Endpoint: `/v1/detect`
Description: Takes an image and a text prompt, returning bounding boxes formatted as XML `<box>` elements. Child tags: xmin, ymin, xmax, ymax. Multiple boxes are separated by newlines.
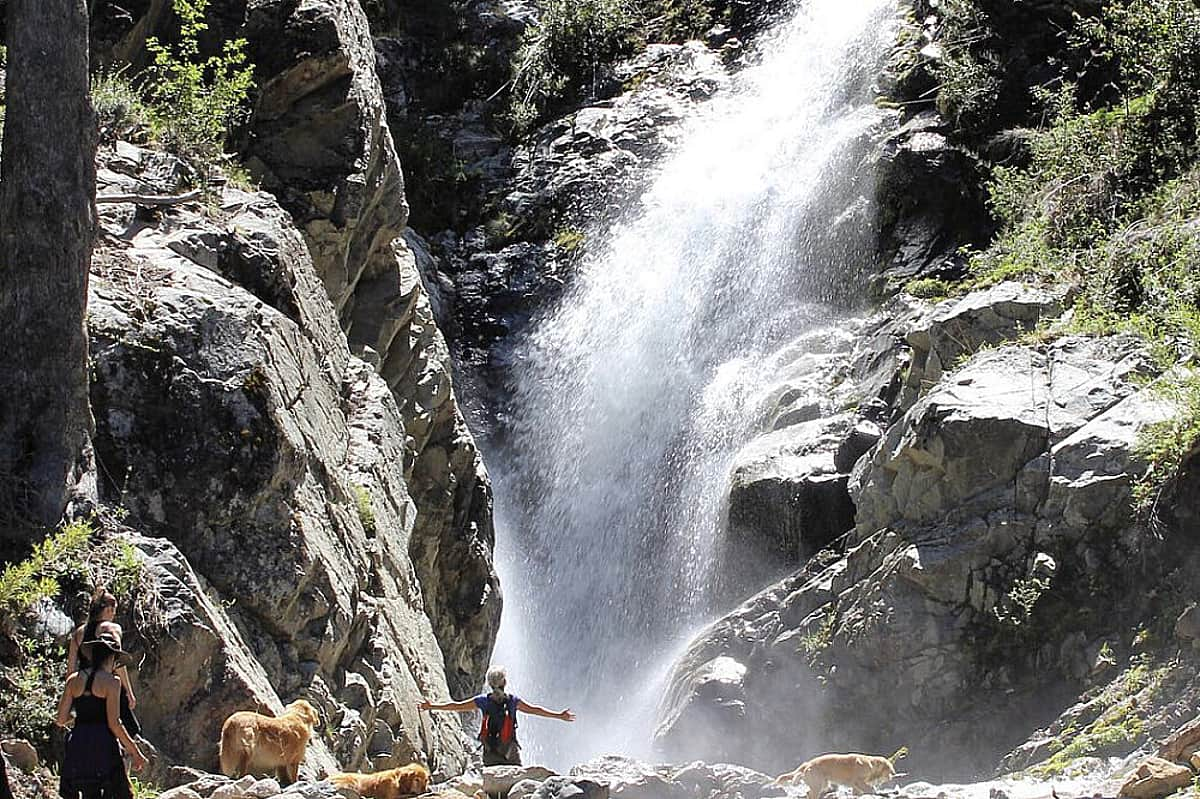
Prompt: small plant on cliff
<box><xmin>994</xmin><ymin>574</ymin><xmax>1050</xmax><ymax>628</ymax></box>
<box><xmin>553</xmin><ymin>227</ymin><xmax>586</xmax><ymax>253</ymax></box>
<box><xmin>354</xmin><ymin>485</ymin><xmax>377</xmax><ymax>536</ymax></box>
<box><xmin>904</xmin><ymin>277</ymin><xmax>951</xmax><ymax>300</ymax></box>
<box><xmin>1132</xmin><ymin>370</ymin><xmax>1200</xmax><ymax>516</ymax></box>
<box><xmin>129</xmin><ymin>777</ymin><xmax>161</xmax><ymax>799</ymax></box>
<box><xmin>93</xmin><ymin>67</ymin><xmax>152</xmax><ymax>143</ymax></box>
<box><xmin>508</xmin><ymin>0</ymin><xmax>639</xmax><ymax>134</ymax></box>
<box><xmin>144</xmin><ymin>0</ymin><xmax>254</xmax><ymax>173</ymax></box>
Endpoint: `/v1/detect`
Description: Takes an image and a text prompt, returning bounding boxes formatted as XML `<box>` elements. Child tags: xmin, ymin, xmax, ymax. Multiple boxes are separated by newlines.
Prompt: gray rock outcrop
<box><xmin>657</xmin><ymin>286</ymin><xmax>1180</xmax><ymax>777</ymax></box>
<box><xmin>237</xmin><ymin>0</ymin><xmax>502</xmax><ymax>696</ymax></box>
<box><xmin>87</xmin><ymin>143</ymin><xmax>474</xmax><ymax>775</ymax></box>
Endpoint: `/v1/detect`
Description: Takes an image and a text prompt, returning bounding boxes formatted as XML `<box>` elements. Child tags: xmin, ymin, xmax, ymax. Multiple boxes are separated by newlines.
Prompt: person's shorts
<box><xmin>482</xmin><ymin>740</ymin><xmax>521</xmax><ymax>766</ymax></box>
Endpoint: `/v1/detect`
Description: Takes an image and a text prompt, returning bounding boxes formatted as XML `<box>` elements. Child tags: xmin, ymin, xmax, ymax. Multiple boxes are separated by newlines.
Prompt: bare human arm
<box><xmin>104</xmin><ymin>675</ymin><xmax>147</xmax><ymax>772</ymax></box>
<box><xmin>66</xmin><ymin>626</ymin><xmax>82</xmax><ymax>675</ymax></box>
<box><xmin>418</xmin><ymin>698</ymin><xmax>478</xmax><ymax>713</ymax></box>
<box><xmin>516</xmin><ymin>699</ymin><xmax>575</xmax><ymax>722</ymax></box>
<box><xmin>117</xmin><ymin>664</ymin><xmax>136</xmax><ymax>708</ymax></box>
<box><xmin>56</xmin><ymin>673</ymin><xmax>78</xmax><ymax>728</ymax></box>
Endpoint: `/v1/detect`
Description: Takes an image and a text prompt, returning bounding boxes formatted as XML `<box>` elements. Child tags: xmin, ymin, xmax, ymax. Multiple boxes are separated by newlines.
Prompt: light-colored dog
<box><xmin>329</xmin><ymin>765</ymin><xmax>431</xmax><ymax>799</ymax></box>
<box><xmin>773</xmin><ymin>748</ymin><xmax>907</xmax><ymax>796</ymax></box>
<box><xmin>219</xmin><ymin>699</ymin><xmax>321</xmax><ymax>784</ymax></box>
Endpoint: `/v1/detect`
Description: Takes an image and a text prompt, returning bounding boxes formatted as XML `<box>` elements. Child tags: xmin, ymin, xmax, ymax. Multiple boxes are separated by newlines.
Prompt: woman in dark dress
<box><xmin>56</xmin><ymin>630</ymin><xmax>147</xmax><ymax>799</ymax></box>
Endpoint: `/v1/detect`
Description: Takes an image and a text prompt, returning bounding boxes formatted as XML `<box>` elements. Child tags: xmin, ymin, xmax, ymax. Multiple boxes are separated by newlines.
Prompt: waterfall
<box><xmin>489</xmin><ymin>0</ymin><xmax>899</xmax><ymax>767</ymax></box>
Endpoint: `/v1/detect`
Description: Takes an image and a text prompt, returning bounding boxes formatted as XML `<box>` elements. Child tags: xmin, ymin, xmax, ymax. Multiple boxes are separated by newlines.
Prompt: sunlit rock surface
<box><xmin>86</xmin><ymin>143</ymin><xmax>475</xmax><ymax>775</ymax></box>
<box><xmin>657</xmin><ymin>279</ymin><xmax>1196</xmax><ymax>778</ymax></box>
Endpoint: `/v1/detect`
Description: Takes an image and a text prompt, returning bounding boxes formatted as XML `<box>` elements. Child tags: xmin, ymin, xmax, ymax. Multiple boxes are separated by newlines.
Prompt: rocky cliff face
<box><xmin>236</xmin><ymin>0</ymin><xmax>501</xmax><ymax>698</ymax></box>
<box><xmin>11</xmin><ymin>0</ymin><xmax>507</xmax><ymax>777</ymax></box>
<box><xmin>87</xmin><ymin>140</ymin><xmax>473</xmax><ymax>776</ymax></box>
<box><xmin>654</xmin><ymin>282</ymin><xmax>1200</xmax><ymax>778</ymax></box>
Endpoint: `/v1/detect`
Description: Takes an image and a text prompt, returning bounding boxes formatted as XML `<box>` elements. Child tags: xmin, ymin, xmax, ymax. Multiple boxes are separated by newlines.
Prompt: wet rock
<box><xmin>566</xmin><ymin>760</ymin><xmax>682</xmax><ymax>799</ymax></box>
<box><xmin>159</xmin><ymin>789</ymin><xmax>205</xmax><ymax>799</ymax></box>
<box><xmin>875</xmin><ymin>111</ymin><xmax>989</xmax><ymax>291</ymax></box>
<box><xmin>658</xmin><ymin>333</ymin><xmax>1179</xmax><ymax>777</ymax></box>
<box><xmin>899</xmin><ymin>282</ymin><xmax>1067</xmax><ymax>407</ymax></box>
<box><xmin>530</xmin><ymin>779</ymin><xmax>608</xmax><ymax>799</ymax></box>
<box><xmin>565</xmin><ymin>758</ymin><xmax>780</xmax><ymax>799</ymax></box>
<box><xmin>834</xmin><ymin>418</ymin><xmax>884</xmax><ymax>473</ymax></box>
<box><xmin>725</xmin><ymin>415</ymin><xmax>856</xmax><ymax>589</ymax></box>
<box><xmin>1159</xmin><ymin>716</ymin><xmax>1200</xmax><ymax>763</ymax></box>
<box><xmin>437</xmin><ymin>41</ymin><xmax>731</xmax><ymax>371</ymax></box>
<box><xmin>509</xmin><ymin>780</ymin><xmax>544</xmax><ymax>799</ymax></box>
<box><xmin>1118</xmin><ymin>757</ymin><xmax>1192</xmax><ymax>799</ymax></box>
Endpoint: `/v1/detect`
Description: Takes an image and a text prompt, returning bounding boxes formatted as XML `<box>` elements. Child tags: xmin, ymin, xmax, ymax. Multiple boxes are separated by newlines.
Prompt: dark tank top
<box><xmin>73</xmin><ymin>670</ymin><xmax>108</xmax><ymax>725</ymax></box>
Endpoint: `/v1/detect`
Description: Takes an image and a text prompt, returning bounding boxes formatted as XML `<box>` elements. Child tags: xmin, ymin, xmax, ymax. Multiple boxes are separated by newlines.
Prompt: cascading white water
<box><xmin>489</xmin><ymin>0</ymin><xmax>899</xmax><ymax>767</ymax></box>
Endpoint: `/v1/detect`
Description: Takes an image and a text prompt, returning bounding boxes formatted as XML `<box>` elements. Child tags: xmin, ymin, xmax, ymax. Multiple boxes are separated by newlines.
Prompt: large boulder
<box><xmin>874</xmin><ymin>111</ymin><xmax>990</xmax><ymax>291</ymax></box>
<box><xmin>1119</xmin><ymin>757</ymin><xmax>1193</xmax><ymax>799</ymax></box>
<box><xmin>852</xmin><ymin>335</ymin><xmax>1151</xmax><ymax>535</ymax></box>
<box><xmin>897</xmin><ymin>282</ymin><xmax>1067</xmax><ymax>408</ymax></box>
<box><xmin>565</xmin><ymin>757</ymin><xmax>781</xmax><ymax>799</ymax></box>
<box><xmin>129</xmin><ymin>535</ymin><xmax>338</xmax><ymax>778</ymax></box>
<box><xmin>725</xmin><ymin>415</ymin><xmax>856</xmax><ymax>588</ymax></box>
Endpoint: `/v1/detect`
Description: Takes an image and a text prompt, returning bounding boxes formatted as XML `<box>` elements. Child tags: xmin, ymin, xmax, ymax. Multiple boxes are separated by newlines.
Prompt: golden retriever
<box><xmin>329</xmin><ymin>765</ymin><xmax>431</xmax><ymax>799</ymax></box>
<box><xmin>773</xmin><ymin>749</ymin><xmax>906</xmax><ymax>796</ymax></box>
<box><xmin>219</xmin><ymin>699</ymin><xmax>320</xmax><ymax>784</ymax></box>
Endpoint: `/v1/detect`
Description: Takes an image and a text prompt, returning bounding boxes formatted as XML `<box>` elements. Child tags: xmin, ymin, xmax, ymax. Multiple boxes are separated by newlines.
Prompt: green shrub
<box><xmin>904</xmin><ymin>277</ymin><xmax>952</xmax><ymax>300</ymax></box>
<box><xmin>354</xmin><ymin>485</ymin><xmax>377</xmax><ymax>536</ymax></box>
<box><xmin>129</xmin><ymin>777</ymin><xmax>161</xmax><ymax>799</ymax></box>
<box><xmin>0</xmin><ymin>521</ymin><xmax>91</xmax><ymax>634</ymax></box>
<box><xmin>0</xmin><ymin>649</ymin><xmax>64</xmax><ymax>750</ymax></box>
<box><xmin>1078</xmin><ymin>0</ymin><xmax>1200</xmax><ymax>183</ymax></box>
<box><xmin>932</xmin><ymin>0</ymin><xmax>1006</xmax><ymax>137</ymax></box>
<box><xmin>92</xmin><ymin>67</ymin><xmax>152</xmax><ymax>141</ymax></box>
<box><xmin>958</xmin><ymin>1</ymin><xmax>1200</xmax><ymax>513</ymax></box>
<box><xmin>508</xmin><ymin>0</ymin><xmax>639</xmax><ymax>133</ymax></box>
<box><xmin>1133</xmin><ymin>371</ymin><xmax>1200</xmax><ymax>514</ymax></box>
<box><xmin>144</xmin><ymin>0</ymin><xmax>254</xmax><ymax>174</ymax></box>
<box><xmin>644</xmin><ymin>0</ymin><xmax>714</xmax><ymax>43</ymax></box>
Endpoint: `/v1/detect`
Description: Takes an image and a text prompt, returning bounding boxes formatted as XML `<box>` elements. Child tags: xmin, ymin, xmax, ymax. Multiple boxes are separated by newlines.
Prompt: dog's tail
<box><xmin>887</xmin><ymin>746</ymin><xmax>908</xmax><ymax>764</ymax></box>
<box><xmin>219</xmin><ymin>718</ymin><xmax>256</xmax><ymax>777</ymax></box>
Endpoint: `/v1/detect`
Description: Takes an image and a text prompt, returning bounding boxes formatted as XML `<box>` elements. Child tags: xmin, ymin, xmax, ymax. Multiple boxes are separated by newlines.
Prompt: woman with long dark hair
<box><xmin>56</xmin><ymin>629</ymin><xmax>147</xmax><ymax>799</ymax></box>
<box><xmin>67</xmin><ymin>589</ymin><xmax>139</xmax><ymax>736</ymax></box>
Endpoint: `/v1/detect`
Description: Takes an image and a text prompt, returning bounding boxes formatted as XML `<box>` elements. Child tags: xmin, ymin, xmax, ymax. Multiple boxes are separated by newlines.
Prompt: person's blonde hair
<box><xmin>486</xmin><ymin>666</ymin><xmax>507</xmax><ymax>693</ymax></box>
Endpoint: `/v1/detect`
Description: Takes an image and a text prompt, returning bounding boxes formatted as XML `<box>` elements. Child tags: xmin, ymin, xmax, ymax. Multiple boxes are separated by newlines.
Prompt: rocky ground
<box><xmin>9</xmin><ymin>743</ymin><xmax>1200</xmax><ymax>799</ymax></box>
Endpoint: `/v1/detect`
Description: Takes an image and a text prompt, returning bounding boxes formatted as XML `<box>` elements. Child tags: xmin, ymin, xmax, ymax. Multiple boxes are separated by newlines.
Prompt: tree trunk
<box><xmin>0</xmin><ymin>0</ymin><xmax>98</xmax><ymax>536</ymax></box>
